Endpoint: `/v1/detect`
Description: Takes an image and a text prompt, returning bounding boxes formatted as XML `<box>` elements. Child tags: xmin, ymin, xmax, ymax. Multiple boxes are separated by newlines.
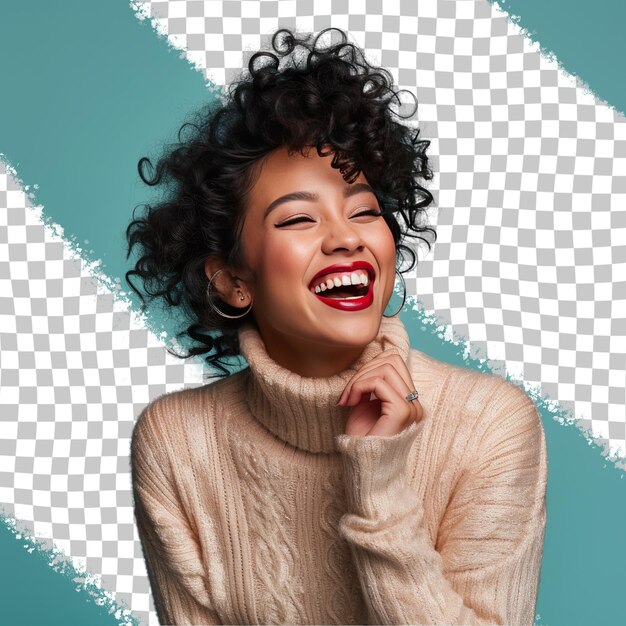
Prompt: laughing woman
<box><xmin>126</xmin><ymin>28</ymin><xmax>547</xmax><ymax>626</ymax></box>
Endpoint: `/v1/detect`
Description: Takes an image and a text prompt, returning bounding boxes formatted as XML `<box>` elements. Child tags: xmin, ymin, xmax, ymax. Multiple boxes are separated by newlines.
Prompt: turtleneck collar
<box><xmin>237</xmin><ymin>316</ymin><xmax>411</xmax><ymax>454</ymax></box>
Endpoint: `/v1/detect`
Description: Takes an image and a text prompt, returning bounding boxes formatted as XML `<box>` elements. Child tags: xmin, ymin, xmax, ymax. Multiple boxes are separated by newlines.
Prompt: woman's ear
<box><xmin>204</xmin><ymin>257</ymin><xmax>252</xmax><ymax>309</ymax></box>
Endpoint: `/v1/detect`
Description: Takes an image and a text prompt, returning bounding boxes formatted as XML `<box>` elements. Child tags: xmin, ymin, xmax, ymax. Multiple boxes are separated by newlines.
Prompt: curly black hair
<box><xmin>125</xmin><ymin>27</ymin><xmax>435</xmax><ymax>377</ymax></box>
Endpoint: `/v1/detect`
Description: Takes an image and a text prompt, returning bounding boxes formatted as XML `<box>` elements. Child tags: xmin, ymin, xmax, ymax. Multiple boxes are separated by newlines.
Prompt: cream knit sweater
<box><xmin>131</xmin><ymin>316</ymin><xmax>548</xmax><ymax>626</ymax></box>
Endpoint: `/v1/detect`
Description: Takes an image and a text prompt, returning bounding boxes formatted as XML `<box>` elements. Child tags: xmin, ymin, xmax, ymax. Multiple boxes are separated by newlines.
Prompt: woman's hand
<box><xmin>337</xmin><ymin>353</ymin><xmax>424</xmax><ymax>437</ymax></box>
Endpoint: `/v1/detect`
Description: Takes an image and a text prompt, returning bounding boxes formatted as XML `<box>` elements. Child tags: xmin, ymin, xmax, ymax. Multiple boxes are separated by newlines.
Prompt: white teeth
<box><xmin>312</xmin><ymin>270</ymin><xmax>372</xmax><ymax>293</ymax></box>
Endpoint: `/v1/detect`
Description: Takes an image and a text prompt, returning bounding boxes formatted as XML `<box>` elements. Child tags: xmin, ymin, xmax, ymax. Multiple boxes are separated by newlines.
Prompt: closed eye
<box><xmin>274</xmin><ymin>209</ymin><xmax>383</xmax><ymax>228</ymax></box>
<box><xmin>352</xmin><ymin>209</ymin><xmax>383</xmax><ymax>219</ymax></box>
<box><xmin>274</xmin><ymin>216</ymin><xmax>315</xmax><ymax>228</ymax></box>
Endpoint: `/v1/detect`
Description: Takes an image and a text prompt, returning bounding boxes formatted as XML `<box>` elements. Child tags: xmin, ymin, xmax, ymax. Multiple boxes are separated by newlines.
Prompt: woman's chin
<box><xmin>312</xmin><ymin>316</ymin><xmax>383</xmax><ymax>349</ymax></box>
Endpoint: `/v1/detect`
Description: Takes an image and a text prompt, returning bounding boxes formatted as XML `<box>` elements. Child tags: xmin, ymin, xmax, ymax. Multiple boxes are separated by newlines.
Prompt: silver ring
<box><xmin>405</xmin><ymin>390</ymin><xmax>419</xmax><ymax>402</ymax></box>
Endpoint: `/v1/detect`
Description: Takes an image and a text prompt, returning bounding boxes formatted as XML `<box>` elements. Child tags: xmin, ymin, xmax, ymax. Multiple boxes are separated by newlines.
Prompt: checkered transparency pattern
<box><xmin>0</xmin><ymin>163</ymin><xmax>207</xmax><ymax>624</ymax></box>
<box><xmin>0</xmin><ymin>1</ymin><xmax>624</xmax><ymax>625</ymax></box>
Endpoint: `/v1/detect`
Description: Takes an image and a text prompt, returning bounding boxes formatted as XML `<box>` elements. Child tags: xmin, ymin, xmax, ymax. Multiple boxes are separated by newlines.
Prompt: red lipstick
<box><xmin>309</xmin><ymin>261</ymin><xmax>376</xmax><ymax>312</ymax></box>
<box><xmin>309</xmin><ymin>261</ymin><xmax>375</xmax><ymax>286</ymax></box>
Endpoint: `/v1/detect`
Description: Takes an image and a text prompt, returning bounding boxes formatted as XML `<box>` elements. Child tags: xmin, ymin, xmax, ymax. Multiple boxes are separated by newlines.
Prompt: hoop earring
<box><xmin>382</xmin><ymin>269</ymin><xmax>407</xmax><ymax>318</ymax></box>
<box><xmin>206</xmin><ymin>268</ymin><xmax>253</xmax><ymax>320</ymax></box>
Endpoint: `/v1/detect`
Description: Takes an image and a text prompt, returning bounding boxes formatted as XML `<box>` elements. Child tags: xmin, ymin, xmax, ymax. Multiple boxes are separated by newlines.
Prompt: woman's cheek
<box><xmin>257</xmin><ymin>241</ymin><xmax>305</xmax><ymax>300</ymax></box>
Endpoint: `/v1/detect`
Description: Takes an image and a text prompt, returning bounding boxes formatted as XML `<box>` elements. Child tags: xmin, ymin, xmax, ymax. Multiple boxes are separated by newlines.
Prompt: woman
<box><xmin>126</xmin><ymin>28</ymin><xmax>547</xmax><ymax>626</ymax></box>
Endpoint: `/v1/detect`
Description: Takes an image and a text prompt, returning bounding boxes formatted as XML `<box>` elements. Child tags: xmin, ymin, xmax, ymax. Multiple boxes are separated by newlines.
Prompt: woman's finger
<box><xmin>339</xmin><ymin>363</ymin><xmax>408</xmax><ymax>406</ymax></box>
<box><xmin>339</xmin><ymin>357</ymin><xmax>414</xmax><ymax>406</ymax></box>
<box><xmin>343</xmin><ymin>376</ymin><xmax>415</xmax><ymax>418</ymax></box>
<box><xmin>344</xmin><ymin>376</ymin><xmax>416</xmax><ymax>436</ymax></box>
<box><xmin>339</xmin><ymin>353</ymin><xmax>409</xmax><ymax>400</ymax></box>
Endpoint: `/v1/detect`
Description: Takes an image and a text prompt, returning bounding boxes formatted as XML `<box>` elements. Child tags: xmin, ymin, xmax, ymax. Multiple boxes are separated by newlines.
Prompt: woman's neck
<box><xmin>237</xmin><ymin>315</ymin><xmax>411</xmax><ymax>453</ymax></box>
<box><xmin>251</xmin><ymin>323</ymin><xmax>371</xmax><ymax>379</ymax></box>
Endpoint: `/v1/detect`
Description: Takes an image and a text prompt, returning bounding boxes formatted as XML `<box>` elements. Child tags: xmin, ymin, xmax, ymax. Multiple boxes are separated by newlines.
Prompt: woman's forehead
<box><xmin>251</xmin><ymin>146</ymin><xmax>368</xmax><ymax>198</ymax></box>
<box><xmin>239</xmin><ymin>146</ymin><xmax>374</xmax><ymax>232</ymax></box>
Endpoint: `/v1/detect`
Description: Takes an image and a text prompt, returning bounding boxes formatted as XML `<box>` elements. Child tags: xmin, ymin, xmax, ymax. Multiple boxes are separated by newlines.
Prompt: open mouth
<box><xmin>312</xmin><ymin>279</ymin><xmax>369</xmax><ymax>300</ymax></box>
<box><xmin>318</xmin><ymin>282</ymin><xmax>369</xmax><ymax>300</ymax></box>
<box><xmin>308</xmin><ymin>265</ymin><xmax>375</xmax><ymax>311</ymax></box>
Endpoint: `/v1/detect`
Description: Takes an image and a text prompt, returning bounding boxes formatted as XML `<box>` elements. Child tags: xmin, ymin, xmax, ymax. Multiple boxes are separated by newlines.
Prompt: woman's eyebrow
<box><xmin>263</xmin><ymin>182</ymin><xmax>375</xmax><ymax>219</ymax></box>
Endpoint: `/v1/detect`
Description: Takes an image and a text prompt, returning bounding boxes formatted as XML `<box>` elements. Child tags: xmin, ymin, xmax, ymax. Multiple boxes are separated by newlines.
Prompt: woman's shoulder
<box><xmin>130</xmin><ymin>370</ymin><xmax>251</xmax><ymax>499</ymax></box>
<box><xmin>408</xmin><ymin>348</ymin><xmax>542</xmax><ymax>436</ymax></box>
<box><xmin>132</xmin><ymin>368</ymin><xmax>249</xmax><ymax>450</ymax></box>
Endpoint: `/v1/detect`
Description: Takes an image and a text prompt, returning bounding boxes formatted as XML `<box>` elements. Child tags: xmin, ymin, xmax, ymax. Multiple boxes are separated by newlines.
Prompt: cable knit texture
<box><xmin>131</xmin><ymin>316</ymin><xmax>548</xmax><ymax>625</ymax></box>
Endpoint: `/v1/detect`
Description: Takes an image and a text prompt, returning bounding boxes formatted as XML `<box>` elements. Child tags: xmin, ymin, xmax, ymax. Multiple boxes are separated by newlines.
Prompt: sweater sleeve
<box><xmin>131</xmin><ymin>399</ymin><xmax>221</xmax><ymax>626</ymax></box>
<box><xmin>334</xmin><ymin>378</ymin><xmax>548</xmax><ymax>626</ymax></box>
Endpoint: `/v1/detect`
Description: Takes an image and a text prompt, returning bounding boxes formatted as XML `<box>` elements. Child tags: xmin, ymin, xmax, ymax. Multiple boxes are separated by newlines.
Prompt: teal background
<box><xmin>491</xmin><ymin>0</ymin><xmax>626</xmax><ymax>116</ymax></box>
<box><xmin>0</xmin><ymin>515</ymin><xmax>135</xmax><ymax>625</ymax></box>
<box><xmin>0</xmin><ymin>0</ymin><xmax>214</xmax><ymax>344</ymax></box>
<box><xmin>1</xmin><ymin>1</ymin><xmax>625</xmax><ymax>625</ymax></box>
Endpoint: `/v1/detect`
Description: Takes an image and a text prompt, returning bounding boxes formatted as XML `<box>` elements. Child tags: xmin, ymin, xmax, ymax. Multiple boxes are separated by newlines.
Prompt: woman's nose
<box><xmin>320</xmin><ymin>218</ymin><xmax>365</xmax><ymax>254</ymax></box>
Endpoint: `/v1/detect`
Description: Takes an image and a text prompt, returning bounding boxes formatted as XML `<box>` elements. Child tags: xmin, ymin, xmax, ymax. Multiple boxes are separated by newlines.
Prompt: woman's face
<box><xmin>237</xmin><ymin>146</ymin><xmax>397</xmax><ymax>376</ymax></box>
